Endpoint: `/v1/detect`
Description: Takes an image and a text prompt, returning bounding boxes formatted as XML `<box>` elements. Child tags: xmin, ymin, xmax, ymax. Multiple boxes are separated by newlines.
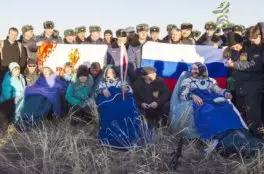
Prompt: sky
<box><xmin>0</xmin><ymin>0</ymin><xmax>263</xmax><ymax>39</ymax></box>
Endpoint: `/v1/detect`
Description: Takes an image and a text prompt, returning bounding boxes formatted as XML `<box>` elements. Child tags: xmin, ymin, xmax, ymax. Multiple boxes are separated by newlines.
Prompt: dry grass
<box><xmin>0</xmin><ymin>116</ymin><xmax>264</xmax><ymax>174</ymax></box>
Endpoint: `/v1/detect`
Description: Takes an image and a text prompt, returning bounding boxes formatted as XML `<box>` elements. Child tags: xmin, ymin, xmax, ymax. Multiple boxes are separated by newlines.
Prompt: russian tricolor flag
<box><xmin>141</xmin><ymin>42</ymin><xmax>227</xmax><ymax>91</ymax></box>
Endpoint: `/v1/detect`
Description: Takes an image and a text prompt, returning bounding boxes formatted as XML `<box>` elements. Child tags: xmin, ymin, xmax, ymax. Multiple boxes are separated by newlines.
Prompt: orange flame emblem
<box><xmin>37</xmin><ymin>42</ymin><xmax>57</xmax><ymax>66</ymax></box>
<box><xmin>68</xmin><ymin>48</ymin><xmax>80</xmax><ymax>66</ymax></box>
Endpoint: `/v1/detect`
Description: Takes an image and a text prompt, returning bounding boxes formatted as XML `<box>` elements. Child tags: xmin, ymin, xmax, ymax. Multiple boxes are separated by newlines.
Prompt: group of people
<box><xmin>0</xmin><ymin>20</ymin><xmax>264</xmax><ymax>154</ymax></box>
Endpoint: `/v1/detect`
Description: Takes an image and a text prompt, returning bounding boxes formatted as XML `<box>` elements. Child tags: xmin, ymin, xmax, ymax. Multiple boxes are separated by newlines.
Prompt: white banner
<box><xmin>41</xmin><ymin>44</ymin><xmax>108</xmax><ymax>74</ymax></box>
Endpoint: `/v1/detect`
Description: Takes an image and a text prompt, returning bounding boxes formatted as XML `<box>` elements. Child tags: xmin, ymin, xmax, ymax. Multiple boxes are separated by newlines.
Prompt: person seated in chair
<box><xmin>132</xmin><ymin>67</ymin><xmax>171</xmax><ymax>128</ymax></box>
<box><xmin>177</xmin><ymin>62</ymin><xmax>263</xmax><ymax>156</ymax></box>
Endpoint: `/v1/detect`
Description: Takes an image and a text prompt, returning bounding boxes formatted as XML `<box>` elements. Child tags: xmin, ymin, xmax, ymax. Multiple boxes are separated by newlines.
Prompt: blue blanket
<box><xmin>192</xmin><ymin>89</ymin><xmax>246</xmax><ymax>140</ymax></box>
<box><xmin>24</xmin><ymin>75</ymin><xmax>67</xmax><ymax>117</ymax></box>
<box><xmin>96</xmin><ymin>87</ymin><xmax>152</xmax><ymax>149</ymax></box>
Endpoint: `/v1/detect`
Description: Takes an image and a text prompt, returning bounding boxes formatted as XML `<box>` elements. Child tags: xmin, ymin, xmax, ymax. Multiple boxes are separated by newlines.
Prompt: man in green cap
<box><xmin>64</xmin><ymin>29</ymin><xmax>75</xmax><ymax>44</ymax></box>
<box><xmin>86</xmin><ymin>25</ymin><xmax>104</xmax><ymax>44</ymax></box>
<box><xmin>196</xmin><ymin>22</ymin><xmax>222</xmax><ymax>46</ymax></box>
<box><xmin>181</xmin><ymin>22</ymin><xmax>196</xmax><ymax>45</ymax></box>
<box><xmin>29</xmin><ymin>20</ymin><xmax>62</xmax><ymax>54</ymax></box>
<box><xmin>150</xmin><ymin>26</ymin><xmax>161</xmax><ymax>42</ymax></box>
<box><xmin>18</xmin><ymin>25</ymin><xmax>36</xmax><ymax>60</ymax></box>
<box><xmin>127</xmin><ymin>23</ymin><xmax>150</xmax><ymax>82</ymax></box>
<box><xmin>220</xmin><ymin>23</ymin><xmax>234</xmax><ymax>46</ymax></box>
<box><xmin>75</xmin><ymin>26</ymin><xmax>86</xmax><ymax>44</ymax></box>
<box><xmin>162</xmin><ymin>24</ymin><xmax>177</xmax><ymax>43</ymax></box>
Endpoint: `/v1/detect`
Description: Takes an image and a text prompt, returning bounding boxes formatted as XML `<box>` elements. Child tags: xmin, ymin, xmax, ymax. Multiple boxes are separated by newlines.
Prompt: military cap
<box><xmin>232</xmin><ymin>25</ymin><xmax>245</xmax><ymax>33</ymax></box>
<box><xmin>150</xmin><ymin>26</ymin><xmax>160</xmax><ymax>33</ymax></box>
<box><xmin>181</xmin><ymin>23</ymin><xmax>193</xmax><ymax>30</ymax></box>
<box><xmin>116</xmin><ymin>29</ymin><xmax>127</xmax><ymax>37</ymax></box>
<box><xmin>104</xmin><ymin>29</ymin><xmax>113</xmax><ymax>35</ymax></box>
<box><xmin>222</xmin><ymin>23</ymin><xmax>234</xmax><ymax>30</ymax></box>
<box><xmin>215</xmin><ymin>28</ymin><xmax>221</xmax><ymax>34</ymax></box>
<box><xmin>89</xmin><ymin>25</ymin><xmax>101</xmax><ymax>32</ymax></box>
<box><xmin>136</xmin><ymin>23</ymin><xmax>149</xmax><ymax>32</ymax></box>
<box><xmin>192</xmin><ymin>30</ymin><xmax>201</xmax><ymax>38</ymax></box>
<box><xmin>43</xmin><ymin>21</ymin><xmax>55</xmax><ymax>29</ymax></box>
<box><xmin>166</xmin><ymin>24</ymin><xmax>177</xmax><ymax>31</ymax></box>
<box><xmin>125</xmin><ymin>27</ymin><xmax>135</xmax><ymax>33</ymax></box>
<box><xmin>75</xmin><ymin>26</ymin><xmax>86</xmax><ymax>34</ymax></box>
<box><xmin>21</xmin><ymin>25</ymin><xmax>33</xmax><ymax>34</ymax></box>
<box><xmin>205</xmin><ymin>22</ymin><xmax>217</xmax><ymax>30</ymax></box>
<box><xmin>64</xmin><ymin>29</ymin><xmax>75</xmax><ymax>37</ymax></box>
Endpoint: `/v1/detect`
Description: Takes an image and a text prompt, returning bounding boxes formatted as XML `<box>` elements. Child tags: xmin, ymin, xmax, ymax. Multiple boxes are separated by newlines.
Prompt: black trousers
<box><xmin>69</xmin><ymin>105</ymin><xmax>92</xmax><ymax>126</ymax></box>
<box><xmin>236</xmin><ymin>81</ymin><xmax>264</xmax><ymax>130</ymax></box>
<box><xmin>142</xmin><ymin>102</ymin><xmax>170</xmax><ymax>128</ymax></box>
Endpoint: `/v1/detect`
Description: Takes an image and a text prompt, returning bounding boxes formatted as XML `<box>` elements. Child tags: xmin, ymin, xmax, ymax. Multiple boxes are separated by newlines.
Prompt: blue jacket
<box><xmin>0</xmin><ymin>72</ymin><xmax>26</xmax><ymax>103</ymax></box>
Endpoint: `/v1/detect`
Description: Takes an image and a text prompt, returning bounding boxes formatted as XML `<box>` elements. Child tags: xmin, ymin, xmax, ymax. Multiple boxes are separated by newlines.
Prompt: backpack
<box><xmin>0</xmin><ymin>40</ymin><xmax>22</xmax><ymax>60</ymax></box>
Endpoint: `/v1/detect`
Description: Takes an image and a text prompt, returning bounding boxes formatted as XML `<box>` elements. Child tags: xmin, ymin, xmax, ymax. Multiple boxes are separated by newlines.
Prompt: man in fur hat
<box><xmin>180</xmin><ymin>23</ymin><xmax>196</xmax><ymax>45</ymax></box>
<box><xmin>196</xmin><ymin>22</ymin><xmax>222</xmax><ymax>46</ymax></box>
<box><xmin>86</xmin><ymin>25</ymin><xmax>104</xmax><ymax>44</ymax></box>
<box><xmin>75</xmin><ymin>26</ymin><xmax>86</xmax><ymax>44</ymax></box>
<box><xmin>127</xmin><ymin>23</ymin><xmax>151</xmax><ymax>82</ymax></box>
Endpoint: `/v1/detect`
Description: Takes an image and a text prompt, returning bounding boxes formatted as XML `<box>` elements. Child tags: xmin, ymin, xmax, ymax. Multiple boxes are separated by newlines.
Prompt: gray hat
<box><xmin>150</xmin><ymin>26</ymin><xmax>160</xmax><ymax>33</ymax></box>
<box><xmin>89</xmin><ymin>25</ymin><xmax>101</xmax><ymax>32</ymax></box>
<box><xmin>167</xmin><ymin>24</ymin><xmax>177</xmax><ymax>31</ymax></box>
<box><xmin>22</xmin><ymin>25</ymin><xmax>33</xmax><ymax>34</ymax></box>
<box><xmin>43</xmin><ymin>21</ymin><xmax>55</xmax><ymax>29</ymax></box>
<box><xmin>75</xmin><ymin>26</ymin><xmax>86</xmax><ymax>34</ymax></box>
<box><xmin>136</xmin><ymin>24</ymin><xmax>149</xmax><ymax>32</ymax></box>
<box><xmin>64</xmin><ymin>29</ymin><xmax>75</xmax><ymax>37</ymax></box>
<box><xmin>125</xmin><ymin>27</ymin><xmax>135</xmax><ymax>33</ymax></box>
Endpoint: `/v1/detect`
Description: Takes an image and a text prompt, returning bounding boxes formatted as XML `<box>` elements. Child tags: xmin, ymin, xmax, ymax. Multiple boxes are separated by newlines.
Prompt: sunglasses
<box><xmin>28</xmin><ymin>65</ymin><xmax>37</xmax><ymax>68</ymax></box>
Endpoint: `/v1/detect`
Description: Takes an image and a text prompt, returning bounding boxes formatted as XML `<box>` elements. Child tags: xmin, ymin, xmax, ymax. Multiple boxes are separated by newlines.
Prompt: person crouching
<box><xmin>66</xmin><ymin>65</ymin><xmax>94</xmax><ymax>126</ymax></box>
<box><xmin>132</xmin><ymin>67</ymin><xmax>171</xmax><ymax>128</ymax></box>
<box><xmin>24</xmin><ymin>59</ymin><xmax>39</xmax><ymax>86</ymax></box>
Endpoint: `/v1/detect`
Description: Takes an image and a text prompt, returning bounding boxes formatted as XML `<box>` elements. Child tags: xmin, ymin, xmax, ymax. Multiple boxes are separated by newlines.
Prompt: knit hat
<box><xmin>141</xmin><ymin>67</ymin><xmax>156</xmax><ymax>76</ymax></box>
<box><xmin>77</xmin><ymin>65</ymin><xmax>89</xmax><ymax>78</ymax></box>
<box><xmin>9</xmin><ymin>62</ymin><xmax>20</xmax><ymax>71</ymax></box>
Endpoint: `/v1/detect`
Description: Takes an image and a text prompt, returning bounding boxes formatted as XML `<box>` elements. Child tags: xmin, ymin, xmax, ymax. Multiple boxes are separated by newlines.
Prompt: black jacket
<box><xmin>132</xmin><ymin>77</ymin><xmax>171</xmax><ymax>108</ymax></box>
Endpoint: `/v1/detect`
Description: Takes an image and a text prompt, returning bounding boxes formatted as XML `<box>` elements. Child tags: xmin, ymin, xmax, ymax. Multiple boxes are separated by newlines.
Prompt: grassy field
<box><xmin>0</xmin><ymin>117</ymin><xmax>264</xmax><ymax>174</ymax></box>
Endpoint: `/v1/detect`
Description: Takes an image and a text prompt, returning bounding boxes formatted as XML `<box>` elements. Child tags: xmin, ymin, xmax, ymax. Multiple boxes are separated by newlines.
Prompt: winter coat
<box><xmin>232</xmin><ymin>43</ymin><xmax>264</xmax><ymax>87</ymax></box>
<box><xmin>86</xmin><ymin>36</ymin><xmax>104</xmax><ymax>44</ymax></box>
<box><xmin>196</xmin><ymin>33</ymin><xmax>222</xmax><ymax>46</ymax></box>
<box><xmin>127</xmin><ymin>36</ymin><xmax>151</xmax><ymax>70</ymax></box>
<box><xmin>28</xmin><ymin>34</ymin><xmax>63</xmax><ymax>53</ymax></box>
<box><xmin>18</xmin><ymin>36</ymin><xmax>37</xmax><ymax>60</ymax></box>
<box><xmin>181</xmin><ymin>37</ymin><xmax>196</xmax><ymax>45</ymax></box>
<box><xmin>0</xmin><ymin>72</ymin><xmax>25</xmax><ymax>103</ymax></box>
<box><xmin>132</xmin><ymin>76</ymin><xmax>171</xmax><ymax>109</ymax></box>
<box><xmin>66</xmin><ymin>75</ymin><xmax>94</xmax><ymax>106</ymax></box>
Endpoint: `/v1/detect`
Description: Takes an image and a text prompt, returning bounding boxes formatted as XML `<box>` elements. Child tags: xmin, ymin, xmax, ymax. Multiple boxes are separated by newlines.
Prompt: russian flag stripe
<box><xmin>141</xmin><ymin>42</ymin><xmax>227</xmax><ymax>91</ymax></box>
